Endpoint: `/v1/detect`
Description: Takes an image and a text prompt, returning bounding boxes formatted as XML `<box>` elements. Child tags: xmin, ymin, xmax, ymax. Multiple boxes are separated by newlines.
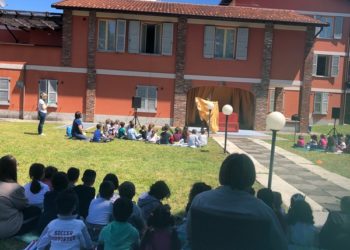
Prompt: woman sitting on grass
<box><xmin>72</xmin><ymin>111</ymin><xmax>89</xmax><ymax>140</ymax></box>
<box><xmin>0</xmin><ymin>155</ymin><xmax>41</xmax><ymax>239</ymax></box>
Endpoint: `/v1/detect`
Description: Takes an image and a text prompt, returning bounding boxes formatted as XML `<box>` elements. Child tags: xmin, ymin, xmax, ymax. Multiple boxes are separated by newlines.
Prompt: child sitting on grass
<box><xmin>98</xmin><ymin>197</ymin><xmax>139</xmax><ymax>250</ymax></box>
<box><xmin>307</xmin><ymin>134</ymin><xmax>318</xmax><ymax>150</ymax></box>
<box><xmin>318</xmin><ymin>134</ymin><xmax>327</xmax><ymax>149</ymax></box>
<box><xmin>198</xmin><ymin>128</ymin><xmax>208</xmax><ymax>147</ymax></box>
<box><xmin>36</xmin><ymin>189</ymin><xmax>93</xmax><ymax>250</ymax></box>
<box><xmin>139</xmin><ymin>125</ymin><xmax>147</xmax><ymax>140</ymax></box>
<box><xmin>42</xmin><ymin>166</ymin><xmax>58</xmax><ymax>191</ymax></box>
<box><xmin>147</xmin><ymin>129</ymin><xmax>159</xmax><ymax>143</ymax></box>
<box><xmin>67</xmin><ymin>167</ymin><xmax>80</xmax><ymax>188</ymax></box>
<box><xmin>295</xmin><ymin>135</ymin><xmax>305</xmax><ymax>148</ymax></box>
<box><xmin>74</xmin><ymin>169</ymin><xmax>96</xmax><ymax>219</ymax></box>
<box><xmin>92</xmin><ymin>123</ymin><xmax>107</xmax><ymax>142</ymax></box>
<box><xmin>188</xmin><ymin>129</ymin><xmax>200</xmax><ymax>148</ymax></box>
<box><xmin>86</xmin><ymin>181</ymin><xmax>114</xmax><ymax>242</ymax></box>
<box><xmin>118</xmin><ymin>122</ymin><xmax>127</xmax><ymax>139</ymax></box>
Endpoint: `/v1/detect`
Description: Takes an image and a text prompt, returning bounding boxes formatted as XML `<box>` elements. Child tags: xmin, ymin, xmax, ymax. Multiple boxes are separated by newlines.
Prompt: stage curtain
<box><xmin>239</xmin><ymin>90</ymin><xmax>254</xmax><ymax>129</ymax></box>
<box><xmin>195</xmin><ymin>97</ymin><xmax>219</xmax><ymax>132</ymax></box>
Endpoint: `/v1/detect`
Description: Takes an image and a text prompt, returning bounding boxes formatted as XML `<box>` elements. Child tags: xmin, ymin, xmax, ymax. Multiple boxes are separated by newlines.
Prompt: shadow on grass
<box><xmin>23</xmin><ymin>132</ymin><xmax>39</xmax><ymax>135</ymax></box>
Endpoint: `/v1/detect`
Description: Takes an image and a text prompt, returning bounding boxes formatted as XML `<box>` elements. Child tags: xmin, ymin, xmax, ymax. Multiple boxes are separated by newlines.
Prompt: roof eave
<box><xmin>52</xmin><ymin>5</ymin><xmax>327</xmax><ymax>27</ymax></box>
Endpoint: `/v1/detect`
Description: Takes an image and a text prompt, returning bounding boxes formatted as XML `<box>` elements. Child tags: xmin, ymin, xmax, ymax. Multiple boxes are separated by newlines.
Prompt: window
<box><xmin>315</xmin><ymin>16</ymin><xmax>343</xmax><ymax>39</ymax></box>
<box><xmin>98</xmin><ymin>19</ymin><xmax>126</xmax><ymax>52</ymax></box>
<box><xmin>314</xmin><ymin>92</ymin><xmax>328</xmax><ymax>114</ymax></box>
<box><xmin>313</xmin><ymin>55</ymin><xmax>340</xmax><ymax>77</ymax></box>
<box><xmin>204</xmin><ymin>26</ymin><xmax>248</xmax><ymax>60</ymax></box>
<box><xmin>141</xmin><ymin>23</ymin><xmax>161</xmax><ymax>54</ymax></box>
<box><xmin>136</xmin><ymin>86</ymin><xmax>157</xmax><ymax>112</ymax></box>
<box><xmin>39</xmin><ymin>79</ymin><xmax>58</xmax><ymax>107</ymax></box>
<box><xmin>0</xmin><ymin>78</ymin><xmax>10</xmax><ymax>105</ymax></box>
<box><xmin>269</xmin><ymin>89</ymin><xmax>275</xmax><ymax>112</ymax></box>
<box><xmin>128</xmin><ymin>21</ymin><xmax>173</xmax><ymax>55</ymax></box>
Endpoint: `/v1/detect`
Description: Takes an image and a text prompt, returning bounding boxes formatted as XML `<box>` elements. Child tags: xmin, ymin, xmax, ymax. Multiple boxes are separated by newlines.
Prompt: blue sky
<box><xmin>3</xmin><ymin>0</ymin><xmax>220</xmax><ymax>13</ymax></box>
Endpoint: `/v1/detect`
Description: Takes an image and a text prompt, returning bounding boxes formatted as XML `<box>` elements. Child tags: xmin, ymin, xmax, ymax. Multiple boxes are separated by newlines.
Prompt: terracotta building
<box><xmin>0</xmin><ymin>0</ymin><xmax>329</xmax><ymax>131</ymax></box>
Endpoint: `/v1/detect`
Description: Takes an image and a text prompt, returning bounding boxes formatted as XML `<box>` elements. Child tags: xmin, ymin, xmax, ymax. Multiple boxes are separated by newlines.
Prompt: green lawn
<box><xmin>267</xmin><ymin>125</ymin><xmax>350</xmax><ymax>178</ymax></box>
<box><xmin>0</xmin><ymin>120</ymin><xmax>264</xmax><ymax>249</ymax></box>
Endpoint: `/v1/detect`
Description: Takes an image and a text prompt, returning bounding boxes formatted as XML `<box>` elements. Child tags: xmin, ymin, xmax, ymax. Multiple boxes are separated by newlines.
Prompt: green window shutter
<box><xmin>161</xmin><ymin>23</ymin><xmax>174</xmax><ymax>56</ymax></box>
<box><xmin>334</xmin><ymin>16</ymin><xmax>343</xmax><ymax>39</ymax></box>
<box><xmin>47</xmin><ymin>80</ymin><xmax>58</xmax><ymax>106</ymax></box>
<box><xmin>331</xmin><ymin>55</ymin><xmax>340</xmax><ymax>77</ymax></box>
<box><xmin>116</xmin><ymin>20</ymin><xmax>126</xmax><ymax>52</ymax></box>
<box><xmin>0</xmin><ymin>78</ymin><xmax>10</xmax><ymax>104</ymax></box>
<box><xmin>203</xmin><ymin>26</ymin><xmax>215</xmax><ymax>58</ymax></box>
<box><xmin>128</xmin><ymin>21</ymin><xmax>140</xmax><ymax>53</ymax></box>
<box><xmin>236</xmin><ymin>28</ymin><xmax>249</xmax><ymax>60</ymax></box>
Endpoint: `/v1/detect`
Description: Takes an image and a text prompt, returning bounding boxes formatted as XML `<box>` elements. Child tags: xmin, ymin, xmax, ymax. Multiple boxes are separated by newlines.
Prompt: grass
<box><xmin>0</xmin><ymin>120</ymin><xmax>261</xmax><ymax>249</ymax></box>
<box><xmin>266</xmin><ymin>125</ymin><xmax>350</xmax><ymax>178</ymax></box>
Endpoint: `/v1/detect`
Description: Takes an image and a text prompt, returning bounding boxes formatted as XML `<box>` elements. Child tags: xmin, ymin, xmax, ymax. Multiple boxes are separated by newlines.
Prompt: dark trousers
<box><xmin>38</xmin><ymin>111</ymin><xmax>46</xmax><ymax>135</ymax></box>
<box><xmin>16</xmin><ymin>206</ymin><xmax>41</xmax><ymax>236</ymax></box>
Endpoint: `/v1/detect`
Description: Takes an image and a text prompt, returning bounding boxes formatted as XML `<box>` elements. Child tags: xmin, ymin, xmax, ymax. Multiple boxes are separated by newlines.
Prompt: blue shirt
<box><xmin>93</xmin><ymin>129</ymin><xmax>102</xmax><ymax>142</ymax></box>
<box><xmin>72</xmin><ymin>118</ymin><xmax>82</xmax><ymax>137</ymax></box>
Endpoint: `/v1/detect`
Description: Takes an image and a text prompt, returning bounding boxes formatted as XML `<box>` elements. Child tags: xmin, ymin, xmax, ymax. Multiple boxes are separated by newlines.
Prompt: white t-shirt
<box><xmin>198</xmin><ymin>134</ymin><xmax>208</xmax><ymax>146</ymax></box>
<box><xmin>38</xmin><ymin>99</ymin><xmax>47</xmax><ymax>113</ymax></box>
<box><xmin>24</xmin><ymin>181</ymin><xmax>50</xmax><ymax>208</ymax></box>
<box><xmin>36</xmin><ymin>216</ymin><xmax>93</xmax><ymax>250</ymax></box>
<box><xmin>86</xmin><ymin>197</ymin><xmax>113</xmax><ymax>225</ymax></box>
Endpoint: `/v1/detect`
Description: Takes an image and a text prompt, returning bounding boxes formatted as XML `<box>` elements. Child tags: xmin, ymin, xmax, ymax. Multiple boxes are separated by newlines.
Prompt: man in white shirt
<box><xmin>38</xmin><ymin>92</ymin><xmax>47</xmax><ymax>135</ymax></box>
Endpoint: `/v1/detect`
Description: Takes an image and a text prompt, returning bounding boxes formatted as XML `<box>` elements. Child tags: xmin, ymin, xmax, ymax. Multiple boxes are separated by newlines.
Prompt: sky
<box><xmin>2</xmin><ymin>0</ymin><xmax>220</xmax><ymax>13</ymax></box>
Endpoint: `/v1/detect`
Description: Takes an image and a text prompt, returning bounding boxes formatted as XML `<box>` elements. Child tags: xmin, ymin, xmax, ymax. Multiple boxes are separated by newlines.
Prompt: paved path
<box><xmin>213</xmin><ymin>136</ymin><xmax>350</xmax><ymax>226</ymax></box>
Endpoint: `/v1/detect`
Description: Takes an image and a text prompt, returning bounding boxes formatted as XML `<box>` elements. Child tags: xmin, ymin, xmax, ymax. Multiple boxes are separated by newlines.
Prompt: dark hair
<box><xmin>52</xmin><ymin>172</ymin><xmax>69</xmax><ymax>192</ymax></box>
<box><xmin>74</xmin><ymin>111</ymin><xmax>82</xmax><ymax>119</ymax></box>
<box><xmin>103</xmin><ymin>173</ymin><xmax>119</xmax><ymax>190</ymax></box>
<box><xmin>341</xmin><ymin>196</ymin><xmax>350</xmax><ymax>213</ymax></box>
<box><xmin>113</xmin><ymin>197</ymin><xmax>133</xmax><ymax>222</ymax></box>
<box><xmin>191</xmin><ymin>129</ymin><xmax>197</xmax><ymax>134</ymax></box>
<box><xmin>219</xmin><ymin>154</ymin><xmax>256</xmax><ymax>190</ymax></box>
<box><xmin>148</xmin><ymin>204</ymin><xmax>174</xmax><ymax>229</ymax></box>
<box><xmin>120</xmin><ymin>122</ymin><xmax>125</xmax><ymax>127</ymax></box>
<box><xmin>149</xmin><ymin>180</ymin><xmax>171</xmax><ymax>200</ymax></box>
<box><xmin>29</xmin><ymin>163</ymin><xmax>45</xmax><ymax>194</ymax></box>
<box><xmin>67</xmin><ymin>167</ymin><xmax>80</xmax><ymax>183</ymax></box>
<box><xmin>311</xmin><ymin>134</ymin><xmax>318</xmax><ymax>141</ymax></box>
<box><xmin>99</xmin><ymin>181</ymin><xmax>114</xmax><ymax>200</ymax></box>
<box><xmin>186</xmin><ymin>182</ymin><xmax>212</xmax><ymax>212</ymax></box>
<box><xmin>81</xmin><ymin>169</ymin><xmax>96</xmax><ymax>186</ymax></box>
<box><xmin>119</xmin><ymin>181</ymin><xmax>136</xmax><ymax>200</ymax></box>
<box><xmin>200</xmin><ymin>128</ymin><xmax>206</xmax><ymax>134</ymax></box>
<box><xmin>96</xmin><ymin>123</ymin><xmax>102</xmax><ymax>129</ymax></box>
<box><xmin>0</xmin><ymin>155</ymin><xmax>18</xmax><ymax>182</ymax></box>
<box><xmin>257</xmin><ymin>188</ymin><xmax>274</xmax><ymax>209</ymax></box>
<box><xmin>44</xmin><ymin>166</ymin><xmax>58</xmax><ymax>180</ymax></box>
<box><xmin>129</xmin><ymin>123</ymin><xmax>134</xmax><ymax>128</ymax></box>
<box><xmin>56</xmin><ymin>189</ymin><xmax>77</xmax><ymax>216</ymax></box>
<box><xmin>287</xmin><ymin>200</ymin><xmax>314</xmax><ymax>225</ymax></box>
<box><xmin>273</xmin><ymin>191</ymin><xmax>283</xmax><ymax>210</ymax></box>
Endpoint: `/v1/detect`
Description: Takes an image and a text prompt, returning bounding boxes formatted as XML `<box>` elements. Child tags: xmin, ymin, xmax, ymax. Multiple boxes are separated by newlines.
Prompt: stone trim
<box><xmin>173</xmin><ymin>17</ymin><xmax>189</xmax><ymax>127</ymax></box>
<box><xmin>62</xmin><ymin>10</ymin><xmax>72</xmax><ymax>67</ymax></box>
<box><xmin>253</xmin><ymin>23</ymin><xmax>274</xmax><ymax>131</ymax></box>
<box><xmin>86</xmin><ymin>11</ymin><xmax>97</xmax><ymax>122</ymax></box>
<box><xmin>298</xmin><ymin>26</ymin><xmax>315</xmax><ymax>133</ymax></box>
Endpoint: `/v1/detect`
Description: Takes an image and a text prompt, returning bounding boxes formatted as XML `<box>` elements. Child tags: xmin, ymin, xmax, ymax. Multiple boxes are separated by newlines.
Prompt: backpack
<box><xmin>66</xmin><ymin>125</ymin><xmax>72</xmax><ymax>138</ymax></box>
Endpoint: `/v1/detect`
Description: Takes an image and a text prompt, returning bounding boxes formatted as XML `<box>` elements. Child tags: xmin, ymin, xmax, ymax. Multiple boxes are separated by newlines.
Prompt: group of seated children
<box><xmin>91</xmin><ymin>120</ymin><xmax>208</xmax><ymax>148</ymax></box>
<box><xmin>296</xmin><ymin>134</ymin><xmax>350</xmax><ymax>153</ymax></box>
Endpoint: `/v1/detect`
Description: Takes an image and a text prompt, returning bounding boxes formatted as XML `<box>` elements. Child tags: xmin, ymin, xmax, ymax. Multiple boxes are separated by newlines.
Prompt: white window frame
<box><xmin>0</xmin><ymin>78</ymin><xmax>10</xmax><ymax>105</ymax></box>
<box><xmin>39</xmin><ymin>79</ymin><xmax>58</xmax><ymax>107</ymax></box>
<box><xmin>313</xmin><ymin>54</ymin><xmax>340</xmax><ymax>78</ymax></box>
<box><xmin>136</xmin><ymin>85</ymin><xmax>157</xmax><ymax>113</ymax></box>
<box><xmin>313</xmin><ymin>92</ymin><xmax>328</xmax><ymax>115</ymax></box>
<box><xmin>140</xmin><ymin>23</ymin><xmax>162</xmax><ymax>55</ymax></box>
<box><xmin>214</xmin><ymin>27</ymin><xmax>236</xmax><ymax>59</ymax></box>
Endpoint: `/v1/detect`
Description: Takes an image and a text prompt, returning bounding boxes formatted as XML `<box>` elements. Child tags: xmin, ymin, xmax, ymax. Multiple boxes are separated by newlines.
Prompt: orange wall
<box><xmin>191</xmin><ymin>80</ymin><xmax>253</xmax><ymax>92</ymax></box>
<box><xmin>0</xmin><ymin>29</ymin><xmax>61</xmax><ymax>46</ymax></box>
<box><xmin>185</xmin><ymin>24</ymin><xmax>264</xmax><ymax>78</ymax></box>
<box><xmin>0</xmin><ymin>44</ymin><xmax>61</xmax><ymax>66</ymax></box>
<box><xmin>71</xmin><ymin>16</ymin><xmax>88</xmax><ymax>68</ymax></box>
<box><xmin>283</xmin><ymin>90</ymin><xmax>300</xmax><ymax>118</ymax></box>
<box><xmin>271</xmin><ymin>30</ymin><xmax>305</xmax><ymax>80</ymax></box>
<box><xmin>309</xmin><ymin>92</ymin><xmax>342</xmax><ymax>122</ymax></box>
<box><xmin>95</xmin><ymin>75</ymin><xmax>174</xmax><ymax>118</ymax></box>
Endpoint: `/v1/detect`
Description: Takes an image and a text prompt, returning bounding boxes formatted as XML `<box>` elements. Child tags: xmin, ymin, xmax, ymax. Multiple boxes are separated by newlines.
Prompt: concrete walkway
<box><xmin>213</xmin><ymin>136</ymin><xmax>350</xmax><ymax>227</ymax></box>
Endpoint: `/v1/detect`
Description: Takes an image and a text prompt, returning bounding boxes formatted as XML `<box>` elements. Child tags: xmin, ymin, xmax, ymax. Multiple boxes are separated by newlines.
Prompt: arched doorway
<box><xmin>186</xmin><ymin>86</ymin><xmax>255</xmax><ymax>130</ymax></box>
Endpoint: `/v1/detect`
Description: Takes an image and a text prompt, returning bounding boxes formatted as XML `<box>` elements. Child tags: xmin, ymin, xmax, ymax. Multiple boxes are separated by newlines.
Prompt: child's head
<box><xmin>56</xmin><ymin>189</ymin><xmax>77</xmax><ymax>216</ymax></box>
<box><xmin>120</xmin><ymin>122</ymin><xmax>125</xmax><ymax>128</ymax></box>
<box><xmin>162</xmin><ymin>126</ymin><xmax>168</xmax><ymax>132</ymax></box>
<box><xmin>298</xmin><ymin>135</ymin><xmax>304</xmax><ymax>140</ymax></box>
<box><xmin>67</xmin><ymin>167</ymin><xmax>80</xmax><ymax>184</ymax></box>
<box><xmin>257</xmin><ymin>188</ymin><xmax>274</xmax><ymax>209</ymax></box>
<box><xmin>273</xmin><ymin>191</ymin><xmax>283</xmax><ymax>210</ymax></box>
<box><xmin>200</xmin><ymin>128</ymin><xmax>206</xmax><ymax>135</ymax></box>
<box><xmin>81</xmin><ymin>169</ymin><xmax>96</xmax><ymax>186</ymax></box>
<box><xmin>288</xmin><ymin>200</ymin><xmax>314</xmax><ymax>225</ymax></box>
<box><xmin>113</xmin><ymin>197</ymin><xmax>133</xmax><ymax>222</ymax></box>
<box><xmin>44</xmin><ymin>166</ymin><xmax>58</xmax><ymax>180</ymax></box>
<box><xmin>320</xmin><ymin>134</ymin><xmax>326</xmax><ymax>139</ymax></box>
<box><xmin>141</xmin><ymin>125</ymin><xmax>146</xmax><ymax>130</ymax></box>
<box><xmin>129</xmin><ymin>123</ymin><xmax>135</xmax><ymax>129</ymax></box>
<box><xmin>115</xmin><ymin>120</ymin><xmax>119</xmax><ymax>125</ymax></box>
<box><xmin>186</xmin><ymin>182</ymin><xmax>212</xmax><ymax>212</ymax></box>
<box><xmin>175</xmin><ymin>127</ymin><xmax>182</xmax><ymax>133</ymax></box>
<box><xmin>99</xmin><ymin>181</ymin><xmax>115</xmax><ymax>200</ymax></box>
<box><xmin>129</xmin><ymin>120</ymin><xmax>134</xmax><ymax>126</ymax></box>
<box><xmin>119</xmin><ymin>181</ymin><xmax>136</xmax><ymax>200</ymax></box>
<box><xmin>149</xmin><ymin>180</ymin><xmax>171</xmax><ymax>200</ymax></box>
<box><xmin>147</xmin><ymin>204</ymin><xmax>174</xmax><ymax>229</ymax></box>
<box><xmin>103</xmin><ymin>173</ymin><xmax>119</xmax><ymax>190</ymax></box>
<box><xmin>148</xmin><ymin>123</ymin><xmax>155</xmax><ymax>130</ymax></box>
<box><xmin>29</xmin><ymin>163</ymin><xmax>45</xmax><ymax>194</ymax></box>
<box><xmin>96</xmin><ymin>123</ymin><xmax>102</xmax><ymax>130</ymax></box>
<box><xmin>290</xmin><ymin>193</ymin><xmax>305</xmax><ymax>209</ymax></box>
<box><xmin>311</xmin><ymin>134</ymin><xmax>318</xmax><ymax>141</ymax></box>
<box><xmin>191</xmin><ymin>129</ymin><xmax>197</xmax><ymax>135</ymax></box>
<box><xmin>111</xmin><ymin>121</ymin><xmax>115</xmax><ymax>126</ymax></box>
<box><xmin>105</xmin><ymin>119</ymin><xmax>111</xmax><ymax>125</ymax></box>
<box><xmin>52</xmin><ymin>172</ymin><xmax>69</xmax><ymax>192</ymax></box>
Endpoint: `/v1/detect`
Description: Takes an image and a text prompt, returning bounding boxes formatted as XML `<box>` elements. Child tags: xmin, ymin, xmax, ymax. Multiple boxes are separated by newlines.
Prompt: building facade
<box><xmin>0</xmin><ymin>0</ymin><xmax>326</xmax><ymax>131</ymax></box>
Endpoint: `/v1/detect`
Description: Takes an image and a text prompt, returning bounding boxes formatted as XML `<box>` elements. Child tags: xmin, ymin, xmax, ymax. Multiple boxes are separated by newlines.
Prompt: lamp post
<box><xmin>207</xmin><ymin>102</ymin><xmax>215</xmax><ymax>138</ymax></box>
<box><xmin>222</xmin><ymin>104</ymin><xmax>233</xmax><ymax>153</ymax></box>
<box><xmin>266</xmin><ymin>111</ymin><xmax>286</xmax><ymax>189</ymax></box>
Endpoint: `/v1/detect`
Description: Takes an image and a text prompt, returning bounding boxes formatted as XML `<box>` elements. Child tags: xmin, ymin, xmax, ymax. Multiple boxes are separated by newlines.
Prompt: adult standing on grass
<box><xmin>0</xmin><ymin>155</ymin><xmax>41</xmax><ymax>239</ymax></box>
<box><xmin>38</xmin><ymin>92</ymin><xmax>47</xmax><ymax>136</ymax></box>
<box><xmin>72</xmin><ymin>111</ymin><xmax>88</xmax><ymax>140</ymax></box>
